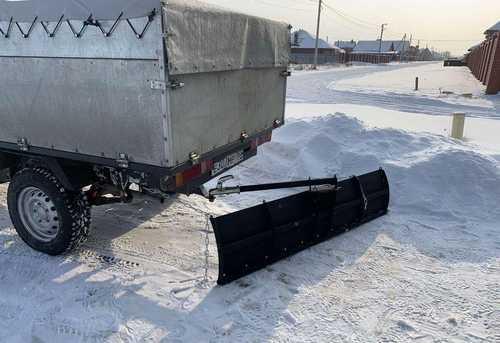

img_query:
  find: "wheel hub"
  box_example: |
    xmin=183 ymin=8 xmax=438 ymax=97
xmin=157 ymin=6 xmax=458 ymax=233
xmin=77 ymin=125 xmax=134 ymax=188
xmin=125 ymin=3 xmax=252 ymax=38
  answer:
xmin=17 ymin=186 xmax=60 ymax=242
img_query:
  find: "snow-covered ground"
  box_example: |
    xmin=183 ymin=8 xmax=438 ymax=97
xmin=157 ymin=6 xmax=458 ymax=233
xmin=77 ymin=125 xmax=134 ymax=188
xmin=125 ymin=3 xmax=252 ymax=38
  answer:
xmin=1 ymin=62 xmax=499 ymax=342
xmin=288 ymin=62 xmax=500 ymax=119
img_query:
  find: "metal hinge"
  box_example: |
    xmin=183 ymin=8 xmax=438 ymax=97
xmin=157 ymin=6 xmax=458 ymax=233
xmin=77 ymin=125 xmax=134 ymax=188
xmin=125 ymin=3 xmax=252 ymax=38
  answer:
xmin=116 ymin=153 xmax=129 ymax=169
xmin=150 ymin=80 xmax=185 ymax=90
xmin=17 ymin=138 xmax=29 ymax=151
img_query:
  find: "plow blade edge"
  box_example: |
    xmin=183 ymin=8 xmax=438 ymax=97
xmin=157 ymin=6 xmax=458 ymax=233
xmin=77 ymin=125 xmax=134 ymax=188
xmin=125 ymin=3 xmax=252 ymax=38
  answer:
xmin=210 ymin=169 xmax=390 ymax=285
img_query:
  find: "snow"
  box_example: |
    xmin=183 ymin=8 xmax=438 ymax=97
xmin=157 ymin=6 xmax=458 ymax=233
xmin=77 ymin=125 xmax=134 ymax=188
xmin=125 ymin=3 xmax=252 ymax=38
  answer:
xmin=1 ymin=62 xmax=500 ymax=342
xmin=332 ymin=62 xmax=492 ymax=108
xmin=286 ymin=103 xmax=500 ymax=153
xmin=288 ymin=62 xmax=500 ymax=119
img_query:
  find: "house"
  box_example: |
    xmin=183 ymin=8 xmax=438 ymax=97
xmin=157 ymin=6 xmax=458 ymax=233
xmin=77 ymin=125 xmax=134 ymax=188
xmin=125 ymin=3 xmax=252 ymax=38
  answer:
xmin=352 ymin=40 xmax=410 ymax=55
xmin=335 ymin=40 xmax=357 ymax=53
xmin=292 ymin=29 xmax=332 ymax=49
xmin=347 ymin=39 xmax=410 ymax=63
xmin=484 ymin=21 xmax=500 ymax=39
xmin=291 ymin=30 xmax=345 ymax=65
xmin=418 ymin=47 xmax=434 ymax=61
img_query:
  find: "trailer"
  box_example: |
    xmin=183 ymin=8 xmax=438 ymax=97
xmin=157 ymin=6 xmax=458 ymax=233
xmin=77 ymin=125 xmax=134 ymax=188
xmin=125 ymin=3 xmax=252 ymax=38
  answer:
xmin=0 ymin=0 xmax=389 ymax=284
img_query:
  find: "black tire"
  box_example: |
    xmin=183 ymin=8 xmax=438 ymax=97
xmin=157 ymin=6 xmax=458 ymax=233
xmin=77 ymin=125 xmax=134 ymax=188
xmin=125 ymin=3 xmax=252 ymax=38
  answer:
xmin=7 ymin=167 xmax=91 ymax=255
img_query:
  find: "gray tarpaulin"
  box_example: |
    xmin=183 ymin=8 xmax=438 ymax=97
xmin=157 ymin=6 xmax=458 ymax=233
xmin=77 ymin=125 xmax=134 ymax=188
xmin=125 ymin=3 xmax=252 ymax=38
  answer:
xmin=165 ymin=0 xmax=290 ymax=75
xmin=0 ymin=0 xmax=160 ymax=22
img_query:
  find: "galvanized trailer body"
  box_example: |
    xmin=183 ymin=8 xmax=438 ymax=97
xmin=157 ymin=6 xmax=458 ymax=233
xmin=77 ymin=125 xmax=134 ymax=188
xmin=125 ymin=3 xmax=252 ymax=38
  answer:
xmin=0 ymin=0 xmax=289 ymax=188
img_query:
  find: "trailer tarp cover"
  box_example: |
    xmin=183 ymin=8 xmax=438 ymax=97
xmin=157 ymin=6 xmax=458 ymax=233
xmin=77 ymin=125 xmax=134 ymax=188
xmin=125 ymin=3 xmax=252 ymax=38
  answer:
xmin=0 ymin=0 xmax=160 ymax=22
xmin=165 ymin=0 xmax=290 ymax=74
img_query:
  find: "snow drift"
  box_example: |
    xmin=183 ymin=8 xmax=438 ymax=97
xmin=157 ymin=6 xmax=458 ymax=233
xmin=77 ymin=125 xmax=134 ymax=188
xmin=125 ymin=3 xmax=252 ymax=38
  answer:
xmin=0 ymin=114 xmax=499 ymax=342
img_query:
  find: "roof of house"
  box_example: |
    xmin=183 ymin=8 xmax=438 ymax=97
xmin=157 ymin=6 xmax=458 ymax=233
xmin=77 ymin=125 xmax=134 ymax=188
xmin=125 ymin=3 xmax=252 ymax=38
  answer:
xmin=352 ymin=40 xmax=410 ymax=54
xmin=335 ymin=40 xmax=357 ymax=49
xmin=485 ymin=21 xmax=500 ymax=34
xmin=292 ymin=29 xmax=343 ymax=51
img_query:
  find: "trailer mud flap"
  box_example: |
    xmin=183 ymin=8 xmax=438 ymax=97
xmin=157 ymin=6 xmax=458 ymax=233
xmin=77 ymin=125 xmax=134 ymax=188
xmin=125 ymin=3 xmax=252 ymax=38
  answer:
xmin=210 ymin=169 xmax=390 ymax=285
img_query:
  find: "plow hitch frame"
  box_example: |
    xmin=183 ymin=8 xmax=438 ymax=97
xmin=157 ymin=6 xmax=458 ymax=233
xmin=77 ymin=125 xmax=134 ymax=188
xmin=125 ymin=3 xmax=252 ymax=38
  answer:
xmin=209 ymin=169 xmax=390 ymax=285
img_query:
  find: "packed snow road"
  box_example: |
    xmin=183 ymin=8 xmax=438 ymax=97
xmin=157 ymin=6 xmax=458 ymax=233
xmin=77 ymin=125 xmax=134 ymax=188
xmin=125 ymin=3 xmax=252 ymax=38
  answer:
xmin=1 ymin=62 xmax=499 ymax=342
xmin=288 ymin=62 xmax=500 ymax=119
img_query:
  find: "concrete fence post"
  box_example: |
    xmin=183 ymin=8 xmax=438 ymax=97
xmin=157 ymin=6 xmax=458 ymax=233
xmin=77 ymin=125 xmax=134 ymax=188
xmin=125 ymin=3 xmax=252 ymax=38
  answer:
xmin=451 ymin=113 xmax=466 ymax=140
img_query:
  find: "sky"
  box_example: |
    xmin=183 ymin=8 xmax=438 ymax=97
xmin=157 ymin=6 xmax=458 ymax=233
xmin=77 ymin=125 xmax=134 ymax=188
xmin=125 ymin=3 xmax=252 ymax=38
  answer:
xmin=203 ymin=0 xmax=500 ymax=56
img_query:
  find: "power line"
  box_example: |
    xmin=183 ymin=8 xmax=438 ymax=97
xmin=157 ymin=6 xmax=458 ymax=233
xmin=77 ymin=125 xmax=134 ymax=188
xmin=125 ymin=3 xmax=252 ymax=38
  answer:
xmin=322 ymin=2 xmax=378 ymax=30
xmin=322 ymin=1 xmax=379 ymax=28
xmin=247 ymin=0 xmax=480 ymax=50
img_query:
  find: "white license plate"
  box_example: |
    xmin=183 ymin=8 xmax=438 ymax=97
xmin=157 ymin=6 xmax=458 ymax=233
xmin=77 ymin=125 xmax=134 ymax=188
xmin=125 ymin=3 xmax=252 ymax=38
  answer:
xmin=212 ymin=150 xmax=244 ymax=176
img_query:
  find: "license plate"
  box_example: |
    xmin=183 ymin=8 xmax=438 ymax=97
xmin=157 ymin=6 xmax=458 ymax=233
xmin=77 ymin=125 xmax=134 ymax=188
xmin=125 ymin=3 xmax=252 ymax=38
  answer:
xmin=212 ymin=150 xmax=244 ymax=176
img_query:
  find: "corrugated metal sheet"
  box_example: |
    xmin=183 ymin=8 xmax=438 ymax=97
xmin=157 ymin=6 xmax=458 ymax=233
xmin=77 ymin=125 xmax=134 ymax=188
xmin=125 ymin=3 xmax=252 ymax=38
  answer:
xmin=165 ymin=0 xmax=290 ymax=75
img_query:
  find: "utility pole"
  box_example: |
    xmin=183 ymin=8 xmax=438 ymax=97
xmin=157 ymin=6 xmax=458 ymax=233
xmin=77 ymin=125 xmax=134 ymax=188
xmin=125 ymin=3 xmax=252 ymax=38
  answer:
xmin=401 ymin=34 xmax=407 ymax=63
xmin=408 ymin=34 xmax=413 ymax=62
xmin=378 ymin=23 xmax=388 ymax=63
xmin=313 ymin=0 xmax=323 ymax=69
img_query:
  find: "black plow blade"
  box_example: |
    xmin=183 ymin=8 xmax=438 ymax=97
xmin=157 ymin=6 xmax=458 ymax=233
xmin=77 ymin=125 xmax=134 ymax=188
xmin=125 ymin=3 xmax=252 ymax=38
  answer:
xmin=210 ymin=169 xmax=390 ymax=285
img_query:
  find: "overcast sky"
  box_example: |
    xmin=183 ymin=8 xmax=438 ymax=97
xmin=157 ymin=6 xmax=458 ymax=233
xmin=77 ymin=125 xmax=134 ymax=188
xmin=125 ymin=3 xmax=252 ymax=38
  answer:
xmin=203 ymin=0 xmax=499 ymax=55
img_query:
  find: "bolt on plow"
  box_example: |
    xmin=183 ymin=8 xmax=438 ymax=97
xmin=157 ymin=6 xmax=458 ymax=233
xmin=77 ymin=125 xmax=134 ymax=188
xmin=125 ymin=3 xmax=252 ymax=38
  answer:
xmin=207 ymin=168 xmax=390 ymax=285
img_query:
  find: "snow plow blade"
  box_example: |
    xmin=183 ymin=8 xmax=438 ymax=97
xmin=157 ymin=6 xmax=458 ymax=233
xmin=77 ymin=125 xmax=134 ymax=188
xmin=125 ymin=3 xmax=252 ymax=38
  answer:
xmin=210 ymin=169 xmax=390 ymax=285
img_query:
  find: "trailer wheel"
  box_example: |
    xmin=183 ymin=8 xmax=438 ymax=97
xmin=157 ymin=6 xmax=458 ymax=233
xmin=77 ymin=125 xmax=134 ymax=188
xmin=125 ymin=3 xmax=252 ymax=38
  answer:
xmin=7 ymin=168 xmax=91 ymax=255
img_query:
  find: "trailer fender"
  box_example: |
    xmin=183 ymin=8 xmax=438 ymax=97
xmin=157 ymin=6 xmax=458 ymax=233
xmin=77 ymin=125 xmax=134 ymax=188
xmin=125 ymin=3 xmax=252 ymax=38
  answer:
xmin=38 ymin=157 xmax=77 ymax=192
xmin=0 ymin=152 xmax=18 ymax=182
xmin=11 ymin=156 xmax=77 ymax=192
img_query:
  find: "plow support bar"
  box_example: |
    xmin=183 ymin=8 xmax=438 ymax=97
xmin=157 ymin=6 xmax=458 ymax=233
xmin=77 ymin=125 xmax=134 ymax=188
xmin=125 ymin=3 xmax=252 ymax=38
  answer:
xmin=210 ymin=169 xmax=390 ymax=285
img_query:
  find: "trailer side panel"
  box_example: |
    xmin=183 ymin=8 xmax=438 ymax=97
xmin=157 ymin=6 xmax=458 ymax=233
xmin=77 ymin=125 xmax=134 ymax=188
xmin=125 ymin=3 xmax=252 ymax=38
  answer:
xmin=0 ymin=57 xmax=167 ymax=166
xmin=0 ymin=17 xmax=170 ymax=167
xmin=164 ymin=0 xmax=290 ymax=166
xmin=168 ymin=68 xmax=286 ymax=165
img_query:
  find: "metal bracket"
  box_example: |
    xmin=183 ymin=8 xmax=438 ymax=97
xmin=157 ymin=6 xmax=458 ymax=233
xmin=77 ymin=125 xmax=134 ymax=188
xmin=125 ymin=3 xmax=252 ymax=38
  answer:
xmin=16 ymin=16 xmax=38 ymax=38
xmin=209 ymin=175 xmax=238 ymax=201
xmin=217 ymin=175 xmax=235 ymax=190
xmin=150 ymin=80 xmax=166 ymax=90
xmin=150 ymin=80 xmax=185 ymax=90
xmin=240 ymin=131 xmax=249 ymax=141
xmin=167 ymin=80 xmax=185 ymax=90
xmin=116 ymin=153 xmax=129 ymax=169
xmin=17 ymin=138 xmax=29 ymax=152
xmin=41 ymin=15 xmax=64 ymax=38
xmin=352 ymin=175 xmax=369 ymax=221
xmin=0 ymin=17 xmax=13 ymax=38
xmin=280 ymin=70 xmax=292 ymax=77
xmin=189 ymin=151 xmax=201 ymax=165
